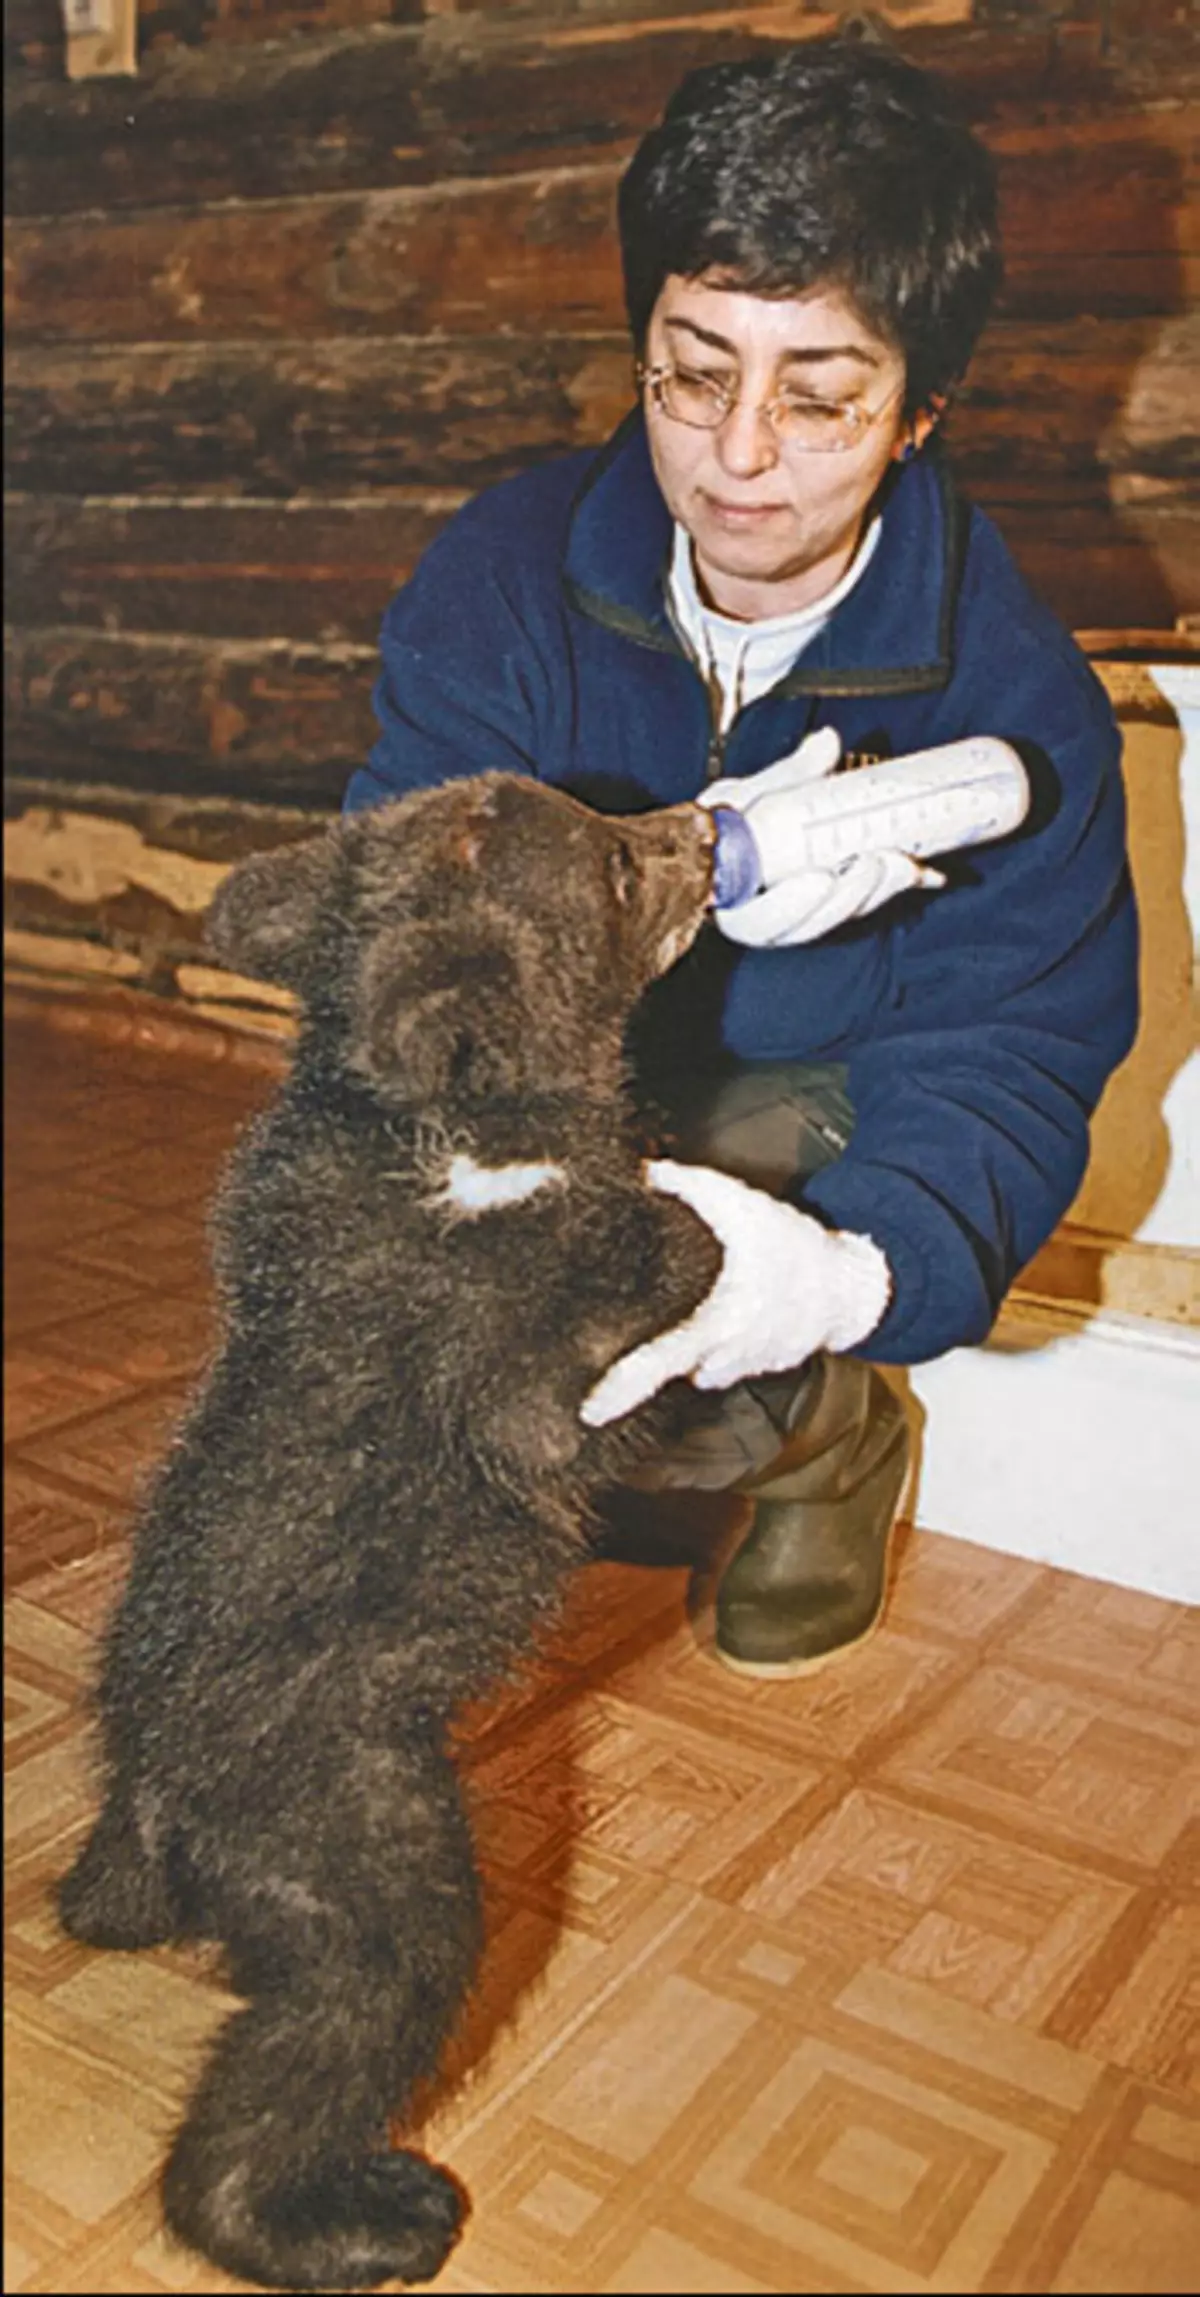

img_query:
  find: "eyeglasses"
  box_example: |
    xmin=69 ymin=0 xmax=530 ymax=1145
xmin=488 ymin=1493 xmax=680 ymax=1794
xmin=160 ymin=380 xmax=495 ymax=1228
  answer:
xmin=636 ymin=359 xmax=905 ymax=454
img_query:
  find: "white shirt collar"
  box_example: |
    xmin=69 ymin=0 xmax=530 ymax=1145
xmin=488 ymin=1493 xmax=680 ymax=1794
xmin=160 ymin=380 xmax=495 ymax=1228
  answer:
xmin=668 ymin=516 xmax=882 ymax=734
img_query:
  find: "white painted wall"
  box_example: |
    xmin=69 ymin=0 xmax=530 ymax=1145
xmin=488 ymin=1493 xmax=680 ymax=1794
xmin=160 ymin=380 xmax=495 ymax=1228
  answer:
xmin=906 ymin=1308 xmax=1200 ymax=1604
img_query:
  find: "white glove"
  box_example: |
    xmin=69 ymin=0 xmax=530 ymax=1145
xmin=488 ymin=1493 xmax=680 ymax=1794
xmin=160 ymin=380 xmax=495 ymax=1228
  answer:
xmin=701 ymin=727 xmax=945 ymax=949
xmin=580 ymin=1159 xmax=891 ymax=1427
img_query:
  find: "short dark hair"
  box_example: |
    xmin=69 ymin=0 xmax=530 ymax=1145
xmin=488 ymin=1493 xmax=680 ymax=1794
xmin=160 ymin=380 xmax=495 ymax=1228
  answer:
xmin=618 ymin=36 xmax=1002 ymax=414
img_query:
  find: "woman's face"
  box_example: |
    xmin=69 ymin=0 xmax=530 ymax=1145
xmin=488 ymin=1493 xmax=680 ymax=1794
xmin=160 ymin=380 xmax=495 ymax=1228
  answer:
xmin=642 ymin=273 xmax=929 ymax=620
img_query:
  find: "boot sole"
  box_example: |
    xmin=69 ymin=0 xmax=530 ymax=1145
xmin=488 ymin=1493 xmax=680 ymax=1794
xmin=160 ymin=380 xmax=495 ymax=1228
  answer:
xmin=713 ymin=1458 xmax=915 ymax=1682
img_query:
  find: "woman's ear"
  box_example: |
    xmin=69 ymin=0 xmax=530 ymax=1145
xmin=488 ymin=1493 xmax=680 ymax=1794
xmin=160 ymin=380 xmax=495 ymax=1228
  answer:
xmin=892 ymin=393 xmax=948 ymax=462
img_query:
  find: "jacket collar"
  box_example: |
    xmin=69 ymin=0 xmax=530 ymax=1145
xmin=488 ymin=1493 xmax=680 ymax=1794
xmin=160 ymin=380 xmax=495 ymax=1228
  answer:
xmin=562 ymin=409 xmax=965 ymax=697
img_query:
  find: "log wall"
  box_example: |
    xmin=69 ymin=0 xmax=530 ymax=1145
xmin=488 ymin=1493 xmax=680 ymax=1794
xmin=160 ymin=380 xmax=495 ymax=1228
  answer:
xmin=5 ymin=0 xmax=1198 ymax=1015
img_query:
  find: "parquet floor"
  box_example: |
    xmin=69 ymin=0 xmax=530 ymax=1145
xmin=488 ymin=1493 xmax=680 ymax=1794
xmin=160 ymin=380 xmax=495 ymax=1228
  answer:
xmin=5 ymin=1001 xmax=1198 ymax=2295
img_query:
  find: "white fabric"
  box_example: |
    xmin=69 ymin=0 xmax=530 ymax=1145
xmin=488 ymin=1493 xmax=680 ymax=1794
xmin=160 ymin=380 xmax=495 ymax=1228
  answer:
xmin=669 ymin=520 xmax=883 ymax=734
xmin=701 ymin=729 xmax=945 ymax=947
xmin=580 ymin=1159 xmax=892 ymax=1427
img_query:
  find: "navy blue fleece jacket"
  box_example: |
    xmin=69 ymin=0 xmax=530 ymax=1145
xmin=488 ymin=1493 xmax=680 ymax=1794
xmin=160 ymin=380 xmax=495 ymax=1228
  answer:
xmin=345 ymin=413 xmax=1138 ymax=1366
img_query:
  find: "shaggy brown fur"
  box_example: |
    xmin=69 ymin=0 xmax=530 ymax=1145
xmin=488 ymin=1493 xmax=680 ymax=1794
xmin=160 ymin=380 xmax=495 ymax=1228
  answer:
xmin=57 ymin=773 xmax=722 ymax=2291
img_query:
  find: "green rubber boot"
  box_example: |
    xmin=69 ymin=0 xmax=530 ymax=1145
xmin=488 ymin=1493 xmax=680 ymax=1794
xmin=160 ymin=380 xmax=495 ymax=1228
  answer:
xmin=715 ymin=1354 xmax=911 ymax=1678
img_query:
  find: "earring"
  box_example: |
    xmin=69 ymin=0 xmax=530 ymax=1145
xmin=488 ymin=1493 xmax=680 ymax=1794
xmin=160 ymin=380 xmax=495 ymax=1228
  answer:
xmin=898 ymin=440 xmax=917 ymax=463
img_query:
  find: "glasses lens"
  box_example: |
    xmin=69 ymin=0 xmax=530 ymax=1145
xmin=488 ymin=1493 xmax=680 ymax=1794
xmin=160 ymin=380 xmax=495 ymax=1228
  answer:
xmin=773 ymin=397 xmax=863 ymax=453
xmin=659 ymin=369 xmax=731 ymax=429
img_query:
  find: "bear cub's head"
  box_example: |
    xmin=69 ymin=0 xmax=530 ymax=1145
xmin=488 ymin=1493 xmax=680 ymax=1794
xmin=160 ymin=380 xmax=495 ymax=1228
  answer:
xmin=205 ymin=774 xmax=716 ymax=1109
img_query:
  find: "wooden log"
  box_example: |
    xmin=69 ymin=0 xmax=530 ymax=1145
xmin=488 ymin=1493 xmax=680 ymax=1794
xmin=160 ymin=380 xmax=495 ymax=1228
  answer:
xmin=1 ymin=0 xmax=847 ymax=82
xmin=4 ymin=626 xmax=378 ymax=803
xmin=3 ymin=171 xmax=625 ymax=343
xmin=951 ymin=311 xmax=1200 ymax=490
xmin=3 ymin=770 xmax=332 ymax=858
xmin=6 ymin=103 xmax=1195 ymax=346
xmin=4 ymin=20 xmax=782 ymax=212
xmin=5 ymin=483 xmax=1197 ymax=640
xmin=6 ymin=10 xmax=1196 ymax=217
xmin=4 ymin=0 xmax=64 ymax=74
xmin=4 ymin=0 xmax=419 ymax=77
xmin=1 ymin=335 xmax=638 ymax=495
xmin=3 ymin=3 xmax=789 ymax=80
xmin=449 ymin=0 xmax=1189 ymax=41
xmin=4 ymin=493 xmax=467 ymax=642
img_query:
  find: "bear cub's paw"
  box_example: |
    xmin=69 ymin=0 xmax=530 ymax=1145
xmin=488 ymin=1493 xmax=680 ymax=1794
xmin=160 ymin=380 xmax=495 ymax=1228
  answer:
xmin=165 ymin=2146 xmax=466 ymax=2291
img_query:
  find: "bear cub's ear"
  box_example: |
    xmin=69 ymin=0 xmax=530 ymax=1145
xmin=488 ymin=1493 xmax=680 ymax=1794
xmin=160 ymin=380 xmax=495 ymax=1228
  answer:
xmin=205 ymin=830 xmax=344 ymax=990
xmin=351 ymin=930 xmax=532 ymax=1104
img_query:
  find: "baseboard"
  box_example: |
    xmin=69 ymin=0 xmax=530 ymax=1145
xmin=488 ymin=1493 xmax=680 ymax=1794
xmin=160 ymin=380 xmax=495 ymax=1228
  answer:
xmin=904 ymin=1298 xmax=1200 ymax=1606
